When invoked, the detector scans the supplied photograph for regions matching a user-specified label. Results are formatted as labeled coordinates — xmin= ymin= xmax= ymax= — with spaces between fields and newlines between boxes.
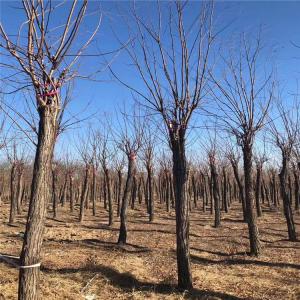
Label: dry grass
xmin=0 ymin=200 xmax=299 ymax=300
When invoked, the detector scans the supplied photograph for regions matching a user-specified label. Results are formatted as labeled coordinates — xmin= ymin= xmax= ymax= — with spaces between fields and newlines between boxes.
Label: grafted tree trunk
xmin=18 ymin=106 xmax=58 ymax=300
xmin=279 ymin=156 xmax=297 ymax=241
xmin=243 ymin=143 xmax=261 ymax=256
xmin=118 ymin=155 xmax=136 ymax=245
xmin=171 ymin=137 xmax=192 ymax=290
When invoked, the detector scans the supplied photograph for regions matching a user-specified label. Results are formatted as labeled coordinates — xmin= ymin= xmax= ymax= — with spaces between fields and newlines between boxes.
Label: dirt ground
xmin=0 ymin=200 xmax=299 ymax=300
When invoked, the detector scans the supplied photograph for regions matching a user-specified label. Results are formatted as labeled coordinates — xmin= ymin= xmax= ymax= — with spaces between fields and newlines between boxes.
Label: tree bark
xmin=147 ymin=165 xmax=154 ymax=222
xmin=255 ymin=165 xmax=263 ymax=217
xmin=9 ymin=162 xmax=17 ymax=224
xmin=16 ymin=164 xmax=24 ymax=214
xmin=52 ymin=168 xmax=58 ymax=219
xmin=230 ymin=159 xmax=247 ymax=222
xmin=117 ymin=170 xmax=122 ymax=217
xmin=104 ymin=168 xmax=113 ymax=226
xmin=92 ymin=166 xmax=97 ymax=216
xmin=210 ymin=162 xmax=221 ymax=228
xmin=69 ymin=174 xmax=74 ymax=213
xmin=118 ymin=156 xmax=136 ymax=245
xmin=279 ymin=156 xmax=297 ymax=241
xmin=243 ymin=142 xmax=261 ymax=256
xmin=293 ymin=167 xmax=299 ymax=212
xmin=79 ymin=165 xmax=90 ymax=222
xmin=18 ymin=105 xmax=58 ymax=300
xmin=171 ymin=137 xmax=193 ymax=290
xmin=222 ymin=167 xmax=228 ymax=213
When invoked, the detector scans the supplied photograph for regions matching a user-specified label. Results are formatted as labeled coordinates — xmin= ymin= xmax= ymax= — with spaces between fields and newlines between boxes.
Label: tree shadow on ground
xmin=46 ymin=217 xmax=66 ymax=223
xmin=191 ymin=254 xmax=300 ymax=270
xmin=82 ymin=239 xmax=151 ymax=254
xmin=41 ymin=264 xmax=244 ymax=300
xmin=83 ymin=224 xmax=119 ymax=232
xmin=222 ymin=218 xmax=245 ymax=224
xmin=45 ymin=237 xmax=151 ymax=254
xmin=128 ymin=220 xmax=170 ymax=227
xmin=82 ymin=224 xmax=175 ymax=236
xmin=190 ymin=234 xmax=231 ymax=239
xmin=130 ymin=228 xmax=175 ymax=235
xmin=190 ymin=247 xmax=246 ymax=257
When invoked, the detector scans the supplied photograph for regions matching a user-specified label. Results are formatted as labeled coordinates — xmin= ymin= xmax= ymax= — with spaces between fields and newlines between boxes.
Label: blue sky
xmin=0 ymin=1 xmax=299 ymax=160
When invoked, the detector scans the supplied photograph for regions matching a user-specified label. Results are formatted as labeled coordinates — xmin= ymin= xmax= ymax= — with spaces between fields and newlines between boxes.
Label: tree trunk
xmin=52 ymin=168 xmax=58 ymax=219
xmin=210 ymin=162 xmax=221 ymax=228
xmin=18 ymin=106 xmax=58 ymax=300
xmin=103 ymin=175 xmax=107 ymax=210
xmin=79 ymin=165 xmax=90 ymax=222
xmin=231 ymin=160 xmax=247 ymax=222
xmin=117 ymin=170 xmax=122 ymax=217
xmin=171 ymin=137 xmax=192 ymax=290
xmin=118 ymin=156 xmax=136 ymax=245
xmin=92 ymin=166 xmax=97 ymax=216
xmin=255 ymin=165 xmax=263 ymax=217
xmin=105 ymin=168 xmax=113 ymax=226
xmin=279 ymin=155 xmax=297 ymax=241
xmin=16 ymin=165 xmax=24 ymax=214
xmin=147 ymin=165 xmax=154 ymax=222
xmin=130 ymin=174 xmax=137 ymax=209
xmin=222 ymin=167 xmax=228 ymax=213
xmin=60 ymin=174 xmax=67 ymax=207
xmin=9 ymin=162 xmax=17 ymax=224
xmin=242 ymin=142 xmax=261 ymax=256
xmin=69 ymin=174 xmax=74 ymax=213
xmin=293 ymin=167 xmax=299 ymax=212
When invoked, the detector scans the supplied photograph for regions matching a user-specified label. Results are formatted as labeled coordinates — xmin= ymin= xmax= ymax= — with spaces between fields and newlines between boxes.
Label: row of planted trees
xmin=2 ymin=129 xmax=299 ymax=239
xmin=0 ymin=1 xmax=299 ymax=299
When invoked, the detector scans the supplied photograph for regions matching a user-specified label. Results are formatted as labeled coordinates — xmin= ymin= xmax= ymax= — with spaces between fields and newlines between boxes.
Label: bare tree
xmin=97 ymin=124 xmax=115 ymax=226
xmin=210 ymin=32 xmax=274 ymax=256
xmin=141 ymin=122 xmax=157 ymax=222
xmin=114 ymin=154 xmax=125 ymax=217
xmin=0 ymin=1 xmax=100 ymax=297
xmin=76 ymin=131 xmax=94 ymax=223
xmin=114 ymin=108 xmax=144 ymax=245
xmin=254 ymin=148 xmax=268 ymax=218
xmin=202 ymin=126 xmax=222 ymax=227
xmin=110 ymin=2 xmax=216 ymax=289
xmin=268 ymin=99 xmax=299 ymax=241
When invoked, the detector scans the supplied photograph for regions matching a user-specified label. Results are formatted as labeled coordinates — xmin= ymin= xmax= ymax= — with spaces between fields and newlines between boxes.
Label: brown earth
xmin=0 ymin=200 xmax=299 ymax=300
